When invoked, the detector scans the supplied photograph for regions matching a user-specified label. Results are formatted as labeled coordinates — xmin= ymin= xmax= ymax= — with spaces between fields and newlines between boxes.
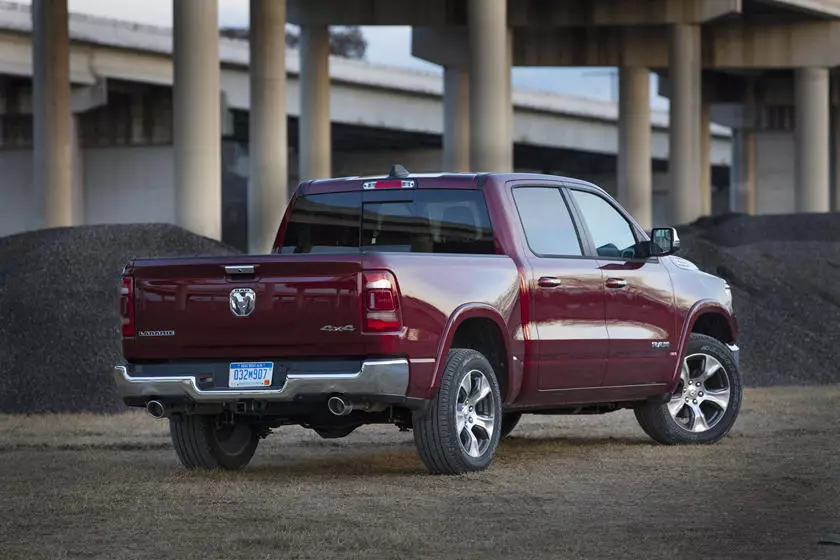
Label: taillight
xmin=361 ymin=179 xmax=416 ymax=190
xmin=120 ymin=276 xmax=135 ymax=336
xmin=362 ymin=271 xmax=401 ymax=333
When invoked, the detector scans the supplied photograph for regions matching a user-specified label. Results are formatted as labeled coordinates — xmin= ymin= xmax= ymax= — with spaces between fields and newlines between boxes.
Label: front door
xmin=512 ymin=186 xmax=608 ymax=393
xmin=566 ymin=188 xmax=678 ymax=387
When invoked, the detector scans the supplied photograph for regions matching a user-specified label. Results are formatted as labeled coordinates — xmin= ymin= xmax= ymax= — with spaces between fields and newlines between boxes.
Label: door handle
xmin=538 ymin=276 xmax=563 ymax=288
xmin=606 ymin=278 xmax=627 ymax=289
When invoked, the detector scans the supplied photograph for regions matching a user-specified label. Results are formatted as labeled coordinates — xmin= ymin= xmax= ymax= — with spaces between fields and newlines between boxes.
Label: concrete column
xmin=617 ymin=67 xmax=652 ymax=230
xmin=833 ymin=72 xmax=840 ymax=211
xmin=795 ymin=67 xmax=830 ymax=213
xmin=173 ymin=0 xmax=221 ymax=240
xmin=729 ymin=128 xmax=756 ymax=214
xmin=700 ymin=96 xmax=711 ymax=216
xmin=505 ymin=28 xmax=514 ymax=170
xmin=299 ymin=25 xmax=331 ymax=181
xmin=668 ymin=24 xmax=702 ymax=225
xmin=70 ymin=115 xmax=84 ymax=224
xmin=468 ymin=0 xmax=511 ymax=172
xmin=248 ymin=0 xmax=288 ymax=253
xmin=443 ymin=67 xmax=469 ymax=171
xmin=32 ymin=0 xmax=72 ymax=229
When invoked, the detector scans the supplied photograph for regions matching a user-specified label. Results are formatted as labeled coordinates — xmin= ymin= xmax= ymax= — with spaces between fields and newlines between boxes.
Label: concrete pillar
xmin=173 ymin=0 xmax=221 ymax=240
xmin=617 ymin=67 xmax=652 ymax=230
xmin=443 ymin=67 xmax=470 ymax=171
xmin=299 ymin=25 xmax=331 ymax=181
xmin=468 ymin=0 xmax=511 ymax=172
xmin=32 ymin=0 xmax=72 ymax=229
xmin=700 ymin=96 xmax=711 ymax=216
xmin=505 ymin=28 xmax=514 ymax=170
xmin=833 ymin=72 xmax=840 ymax=211
xmin=668 ymin=24 xmax=702 ymax=225
xmin=795 ymin=67 xmax=830 ymax=212
xmin=70 ymin=115 xmax=84 ymax=224
xmin=248 ymin=0 xmax=288 ymax=253
xmin=729 ymin=128 xmax=756 ymax=214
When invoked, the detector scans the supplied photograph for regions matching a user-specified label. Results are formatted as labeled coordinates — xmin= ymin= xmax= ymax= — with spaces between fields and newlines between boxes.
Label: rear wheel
xmin=635 ymin=334 xmax=742 ymax=445
xmin=413 ymin=349 xmax=502 ymax=475
xmin=169 ymin=414 xmax=259 ymax=470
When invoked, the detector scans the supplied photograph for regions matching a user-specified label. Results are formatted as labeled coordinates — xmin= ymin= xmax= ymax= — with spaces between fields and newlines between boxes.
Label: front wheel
xmin=635 ymin=333 xmax=742 ymax=445
xmin=169 ymin=414 xmax=259 ymax=470
xmin=413 ymin=349 xmax=502 ymax=475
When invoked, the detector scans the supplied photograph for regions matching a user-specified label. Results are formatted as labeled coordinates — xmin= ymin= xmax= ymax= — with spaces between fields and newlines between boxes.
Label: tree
xmin=220 ymin=26 xmax=367 ymax=60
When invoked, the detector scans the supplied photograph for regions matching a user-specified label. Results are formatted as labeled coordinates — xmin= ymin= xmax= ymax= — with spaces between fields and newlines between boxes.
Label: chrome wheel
xmin=668 ymin=353 xmax=732 ymax=433
xmin=455 ymin=369 xmax=496 ymax=458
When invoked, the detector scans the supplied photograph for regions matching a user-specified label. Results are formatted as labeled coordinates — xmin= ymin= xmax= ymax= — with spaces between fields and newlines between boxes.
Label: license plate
xmin=229 ymin=362 xmax=274 ymax=388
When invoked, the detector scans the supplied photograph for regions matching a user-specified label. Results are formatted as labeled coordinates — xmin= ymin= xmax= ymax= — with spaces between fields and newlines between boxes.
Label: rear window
xmin=279 ymin=193 xmax=361 ymax=254
xmin=280 ymin=190 xmax=495 ymax=255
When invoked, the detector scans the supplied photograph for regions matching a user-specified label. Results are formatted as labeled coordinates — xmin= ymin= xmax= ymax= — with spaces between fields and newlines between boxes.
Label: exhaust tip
xmin=146 ymin=400 xmax=166 ymax=419
xmin=327 ymin=396 xmax=352 ymax=416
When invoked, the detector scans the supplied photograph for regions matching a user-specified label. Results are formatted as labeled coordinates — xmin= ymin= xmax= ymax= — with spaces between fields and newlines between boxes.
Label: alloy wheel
xmin=455 ymin=369 xmax=497 ymax=457
xmin=668 ymin=353 xmax=732 ymax=433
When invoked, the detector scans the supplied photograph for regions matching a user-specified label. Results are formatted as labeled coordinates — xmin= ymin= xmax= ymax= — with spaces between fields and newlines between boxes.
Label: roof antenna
xmin=388 ymin=164 xmax=410 ymax=179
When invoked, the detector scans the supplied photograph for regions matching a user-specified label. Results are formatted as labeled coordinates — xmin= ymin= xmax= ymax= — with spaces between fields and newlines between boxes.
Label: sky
xmin=17 ymin=0 xmax=667 ymax=108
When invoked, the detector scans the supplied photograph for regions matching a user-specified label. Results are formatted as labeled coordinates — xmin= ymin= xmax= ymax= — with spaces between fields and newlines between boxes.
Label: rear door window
xmin=513 ymin=187 xmax=583 ymax=257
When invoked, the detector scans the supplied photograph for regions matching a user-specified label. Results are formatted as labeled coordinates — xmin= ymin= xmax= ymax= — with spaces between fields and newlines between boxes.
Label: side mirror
xmin=650 ymin=227 xmax=680 ymax=256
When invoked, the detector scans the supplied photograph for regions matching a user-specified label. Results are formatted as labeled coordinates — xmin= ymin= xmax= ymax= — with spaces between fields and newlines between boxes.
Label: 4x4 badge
xmin=321 ymin=324 xmax=355 ymax=332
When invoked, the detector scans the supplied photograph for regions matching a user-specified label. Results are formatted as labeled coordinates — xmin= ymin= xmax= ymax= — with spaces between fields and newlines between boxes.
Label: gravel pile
xmin=0 ymin=224 xmax=240 ymax=414
xmin=680 ymin=213 xmax=840 ymax=386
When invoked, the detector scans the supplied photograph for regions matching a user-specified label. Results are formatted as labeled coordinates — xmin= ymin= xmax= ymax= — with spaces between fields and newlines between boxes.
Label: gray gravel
xmin=0 ymin=224 xmax=240 ymax=414
xmin=680 ymin=213 xmax=840 ymax=386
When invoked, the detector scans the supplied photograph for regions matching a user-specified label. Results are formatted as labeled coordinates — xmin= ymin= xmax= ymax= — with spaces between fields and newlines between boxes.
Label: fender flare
xmin=667 ymin=299 xmax=738 ymax=391
xmin=430 ymin=303 xmax=520 ymax=403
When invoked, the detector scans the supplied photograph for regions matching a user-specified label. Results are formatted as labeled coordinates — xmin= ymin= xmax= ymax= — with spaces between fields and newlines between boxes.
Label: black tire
xmin=169 ymin=414 xmax=259 ymax=470
xmin=500 ymin=413 xmax=522 ymax=439
xmin=413 ymin=349 xmax=503 ymax=475
xmin=635 ymin=333 xmax=742 ymax=445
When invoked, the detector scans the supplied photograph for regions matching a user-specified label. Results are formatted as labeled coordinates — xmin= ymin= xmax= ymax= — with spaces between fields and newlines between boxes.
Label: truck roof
xmin=299 ymin=168 xmax=607 ymax=197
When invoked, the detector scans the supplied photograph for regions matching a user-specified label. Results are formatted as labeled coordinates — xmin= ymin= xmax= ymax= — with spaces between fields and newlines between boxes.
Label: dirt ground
xmin=1 ymin=386 xmax=838 ymax=560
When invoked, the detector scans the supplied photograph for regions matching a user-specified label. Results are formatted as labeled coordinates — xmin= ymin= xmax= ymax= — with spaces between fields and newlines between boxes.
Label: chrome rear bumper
xmin=114 ymin=359 xmax=410 ymax=404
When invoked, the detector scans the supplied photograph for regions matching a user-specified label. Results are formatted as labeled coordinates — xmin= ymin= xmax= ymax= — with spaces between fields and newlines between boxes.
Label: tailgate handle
xmin=224 ymin=265 xmax=255 ymax=275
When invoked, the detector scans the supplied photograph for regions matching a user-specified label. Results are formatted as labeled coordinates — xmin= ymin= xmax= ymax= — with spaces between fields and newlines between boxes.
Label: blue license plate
xmin=228 ymin=362 xmax=274 ymax=388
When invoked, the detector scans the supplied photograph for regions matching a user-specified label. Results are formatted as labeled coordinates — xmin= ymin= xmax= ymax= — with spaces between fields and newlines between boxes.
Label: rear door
xmin=566 ymin=187 xmax=677 ymax=386
xmin=512 ymin=186 xmax=608 ymax=392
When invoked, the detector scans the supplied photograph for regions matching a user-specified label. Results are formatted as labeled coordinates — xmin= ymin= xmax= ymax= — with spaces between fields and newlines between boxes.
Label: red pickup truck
xmin=115 ymin=167 xmax=741 ymax=474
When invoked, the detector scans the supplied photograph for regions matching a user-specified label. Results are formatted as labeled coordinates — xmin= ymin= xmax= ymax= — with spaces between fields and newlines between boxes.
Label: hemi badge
xmin=651 ymin=341 xmax=670 ymax=349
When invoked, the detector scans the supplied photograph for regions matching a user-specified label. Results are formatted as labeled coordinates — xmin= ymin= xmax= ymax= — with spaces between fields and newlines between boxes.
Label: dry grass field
xmin=1 ymin=386 xmax=839 ymax=560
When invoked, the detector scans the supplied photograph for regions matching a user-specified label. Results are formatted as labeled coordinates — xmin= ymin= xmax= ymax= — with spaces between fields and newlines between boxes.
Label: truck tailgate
xmin=125 ymin=255 xmax=365 ymax=361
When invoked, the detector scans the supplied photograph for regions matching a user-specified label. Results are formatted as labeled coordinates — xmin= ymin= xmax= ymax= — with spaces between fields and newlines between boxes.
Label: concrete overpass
xmin=8 ymin=0 xmax=840 ymax=251
xmin=0 ymin=1 xmax=732 ymax=249
xmin=403 ymin=0 xmax=840 ymax=223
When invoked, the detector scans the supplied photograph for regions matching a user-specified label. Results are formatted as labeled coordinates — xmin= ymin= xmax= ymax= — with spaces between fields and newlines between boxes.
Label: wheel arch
xmin=668 ymin=300 xmax=738 ymax=391
xmin=430 ymin=304 xmax=520 ymax=403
